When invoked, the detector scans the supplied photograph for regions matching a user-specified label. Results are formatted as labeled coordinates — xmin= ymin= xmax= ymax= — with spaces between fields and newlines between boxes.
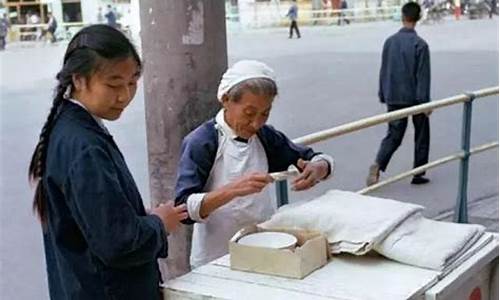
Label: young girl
xmin=28 ymin=25 xmax=187 ymax=299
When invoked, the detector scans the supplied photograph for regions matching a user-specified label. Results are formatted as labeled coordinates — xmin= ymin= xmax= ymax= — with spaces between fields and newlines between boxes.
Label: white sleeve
xmin=311 ymin=154 xmax=335 ymax=180
xmin=186 ymin=193 xmax=208 ymax=223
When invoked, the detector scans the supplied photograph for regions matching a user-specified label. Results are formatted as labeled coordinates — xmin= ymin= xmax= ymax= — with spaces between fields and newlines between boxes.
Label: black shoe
xmin=411 ymin=176 xmax=430 ymax=185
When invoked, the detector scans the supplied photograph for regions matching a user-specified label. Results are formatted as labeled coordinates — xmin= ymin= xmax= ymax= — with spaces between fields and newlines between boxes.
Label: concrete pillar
xmin=139 ymin=0 xmax=227 ymax=279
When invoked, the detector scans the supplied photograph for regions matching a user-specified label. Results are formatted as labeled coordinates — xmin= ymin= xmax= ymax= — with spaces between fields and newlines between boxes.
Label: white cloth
xmin=374 ymin=213 xmax=486 ymax=271
xmin=261 ymin=189 xmax=489 ymax=272
xmin=261 ymin=190 xmax=423 ymax=255
xmin=438 ymin=232 xmax=493 ymax=277
xmin=217 ymin=60 xmax=276 ymax=102
xmin=187 ymin=110 xmax=276 ymax=268
xmin=310 ymin=154 xmax=335 ymax=180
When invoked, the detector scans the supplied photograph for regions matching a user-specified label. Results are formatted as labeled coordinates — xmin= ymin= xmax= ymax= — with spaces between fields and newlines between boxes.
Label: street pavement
xmin=1 ymin=18 xmax=498 ymax=299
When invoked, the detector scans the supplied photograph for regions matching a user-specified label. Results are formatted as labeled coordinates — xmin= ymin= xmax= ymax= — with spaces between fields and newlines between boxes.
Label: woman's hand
xmin=227 ymin=172 xmax=273 ymax=198
xmin=292 ymin=159 xmax=329 ymax=191
xmin=199 ymin=172 xmax=273 ymax=219
xmin=150 ymin=202 xmax=188 ymax=233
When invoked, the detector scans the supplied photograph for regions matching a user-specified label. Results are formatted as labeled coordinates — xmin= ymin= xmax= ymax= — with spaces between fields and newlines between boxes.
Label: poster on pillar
xmin=182 ymin=0 xmax=204 ymax=45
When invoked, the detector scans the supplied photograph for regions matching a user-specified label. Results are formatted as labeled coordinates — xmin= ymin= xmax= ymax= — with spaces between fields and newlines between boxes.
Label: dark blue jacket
xmin=174 ymin=119 xmax=326 ymax=224
xmin=42 ymin=101 xmax=167 ymax=300
xmin=378 ymin=27 xmax=431 ymax=105
xmin=105 ymin=11 xmax=117 ymax=27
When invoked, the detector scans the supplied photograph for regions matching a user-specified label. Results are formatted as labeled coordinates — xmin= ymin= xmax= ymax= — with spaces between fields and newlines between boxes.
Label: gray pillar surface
xmin=139 ymin=0 xmax=227 ymax=279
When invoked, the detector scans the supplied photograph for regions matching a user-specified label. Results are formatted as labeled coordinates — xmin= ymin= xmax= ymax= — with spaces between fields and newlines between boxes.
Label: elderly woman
xmin=175 ymin=60 xmax=335 ymax=268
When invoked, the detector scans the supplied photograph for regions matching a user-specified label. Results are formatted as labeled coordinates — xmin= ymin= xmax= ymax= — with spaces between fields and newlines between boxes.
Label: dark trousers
xmin=375 ymin=104 xmax=430 ymax=175
xmin=289 ymin=20 xmax=300 ymax=38
xmin=0 ymin=36 xmax=5 ymax=50
xmin=338 ymin=11 xmax=350 ymax=25
xmin=40 ymin=28 xmax=56 ymax=43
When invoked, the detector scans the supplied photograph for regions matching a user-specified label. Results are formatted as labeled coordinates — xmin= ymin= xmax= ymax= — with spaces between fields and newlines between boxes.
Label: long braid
xmin=29 ymin=74 xmax=72 ymax=225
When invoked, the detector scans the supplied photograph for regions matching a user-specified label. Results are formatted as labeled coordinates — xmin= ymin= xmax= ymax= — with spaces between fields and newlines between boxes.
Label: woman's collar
xmin=66 ymin=98 xmax=109 ymax=133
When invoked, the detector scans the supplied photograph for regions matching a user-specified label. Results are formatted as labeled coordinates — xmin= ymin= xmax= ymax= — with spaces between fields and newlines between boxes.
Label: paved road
xmin=1 ymin=18 xmax=498 ymax=299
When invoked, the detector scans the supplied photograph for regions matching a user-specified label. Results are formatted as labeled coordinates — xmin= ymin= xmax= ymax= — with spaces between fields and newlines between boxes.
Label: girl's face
xmin=222 ymin=91 xmax=273 ymax=139
xmin=72 ymin=56 xmax=140 ymax=121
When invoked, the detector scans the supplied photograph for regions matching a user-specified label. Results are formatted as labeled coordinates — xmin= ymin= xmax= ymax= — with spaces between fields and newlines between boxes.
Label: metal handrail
xmin=226 ymin=6 xmax=401 ymax=18
xmin=292 ymin=87 xmax=498 ymax=145
xmin=357 ymin=141 xmax=499 ymax=194
xmin=276 ymin=86 xmax=499 ymax=224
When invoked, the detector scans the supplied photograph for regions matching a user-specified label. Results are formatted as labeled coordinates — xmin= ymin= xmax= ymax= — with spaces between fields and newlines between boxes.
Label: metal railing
xmin=226 ymin=5 xmax=401 ymax=29
xmin=275 ymin=87 xmax=499 ymax=224
xmin=10 ymin=22 xmax=85 ymax=42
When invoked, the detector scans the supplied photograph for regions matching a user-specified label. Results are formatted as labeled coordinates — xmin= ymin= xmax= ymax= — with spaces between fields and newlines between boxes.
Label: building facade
xmin=3 ymin=0 xmax=140 ymax=41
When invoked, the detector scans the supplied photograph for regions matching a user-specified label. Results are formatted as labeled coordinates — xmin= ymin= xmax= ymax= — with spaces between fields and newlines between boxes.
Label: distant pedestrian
xmin=454 ymin=0 xmax=461 ymax=19
xmin=489 ymin=0 xmax=497 ymax=18
xmin=286 ymin=0 xmax=301 ymax=38
xmin=39 ymin=12 xmax=57 ymax=43
xmin=338 ymin=0 xmax=351 ymax=25
xmin=367 ymin=2 xmax=431 ymax=186
xmin=0 ymin=13 xmax=9 ymax=50
xmin=105 ymin=5 xmax=117 ymax=28
xmin=26 ymin=11 xmax=40 ymax=41
xmin=422 ymin=0 xmax=432 ymax=21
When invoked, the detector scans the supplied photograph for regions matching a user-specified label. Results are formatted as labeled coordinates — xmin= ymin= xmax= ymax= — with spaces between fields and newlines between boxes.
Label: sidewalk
xmin=435 ymin=195 xmax=499 ymax=232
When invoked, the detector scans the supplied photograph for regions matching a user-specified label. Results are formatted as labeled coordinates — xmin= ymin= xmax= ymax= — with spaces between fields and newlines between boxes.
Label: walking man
xmin=39 ymin=12 xmax=57 ymax=43
xmin=287 ymin=0 xmax=301 ymax=38
xmin=367 ymin=2 xmax=431 ymax=186
xmin=489 ymin=0 xmax=497 ymax=18
xmin=338 ymin=0 xmax=350 ymax=25
xmin=0 ymin=14 xmax=9 ymax=50
xmin=105 ymin=5 xmax=117 ymax=28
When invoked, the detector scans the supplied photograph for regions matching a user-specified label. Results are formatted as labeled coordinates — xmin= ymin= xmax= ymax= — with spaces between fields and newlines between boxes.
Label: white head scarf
xmin=217 ymin=60 xmax=276 ymax=102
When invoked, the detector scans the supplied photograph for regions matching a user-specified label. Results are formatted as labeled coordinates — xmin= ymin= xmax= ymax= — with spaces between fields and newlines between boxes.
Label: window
xmin=62 ymin=2 xmax=82 ymax=22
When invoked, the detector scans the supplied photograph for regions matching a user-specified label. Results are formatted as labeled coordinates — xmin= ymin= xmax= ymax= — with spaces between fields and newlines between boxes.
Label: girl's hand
xmin=150 ymin=202 xmax=188 ymax=233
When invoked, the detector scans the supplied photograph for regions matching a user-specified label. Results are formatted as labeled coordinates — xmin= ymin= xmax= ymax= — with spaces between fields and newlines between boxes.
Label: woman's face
xmin=223 ymin=91 xmax=273 ymax=139
xmin=72 ymin=56 xmax=140 ymax=121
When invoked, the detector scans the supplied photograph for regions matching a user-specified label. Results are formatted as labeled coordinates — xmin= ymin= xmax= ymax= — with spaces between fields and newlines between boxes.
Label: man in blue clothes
xmin=367 ymin=2 xmax=431 ymax=186
xmin=104 ymin=5 xmax=117 ymax=28
xmin=0 ymin=13 xmax=9 ymax=50
xmin=175 ymin=60 xmax=334 ymax=268
xmin=286 ymin=0 xmax=301 ymax=38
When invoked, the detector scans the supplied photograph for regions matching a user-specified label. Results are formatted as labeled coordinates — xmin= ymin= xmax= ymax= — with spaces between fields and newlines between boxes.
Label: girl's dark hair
xmin=28 ymin=24 xmax=141 ymax=225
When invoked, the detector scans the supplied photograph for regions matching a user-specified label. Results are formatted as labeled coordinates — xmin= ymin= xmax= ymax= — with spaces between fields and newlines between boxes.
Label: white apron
xmin=190 ymin=113 xmax=276 ymax=268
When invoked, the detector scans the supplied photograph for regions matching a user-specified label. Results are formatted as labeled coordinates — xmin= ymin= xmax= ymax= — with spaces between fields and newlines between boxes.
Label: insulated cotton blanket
xmin=261 ymin=190 xmax=423 ymax=255
xmin=261 ymin=190 xmax=486 ymax=271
